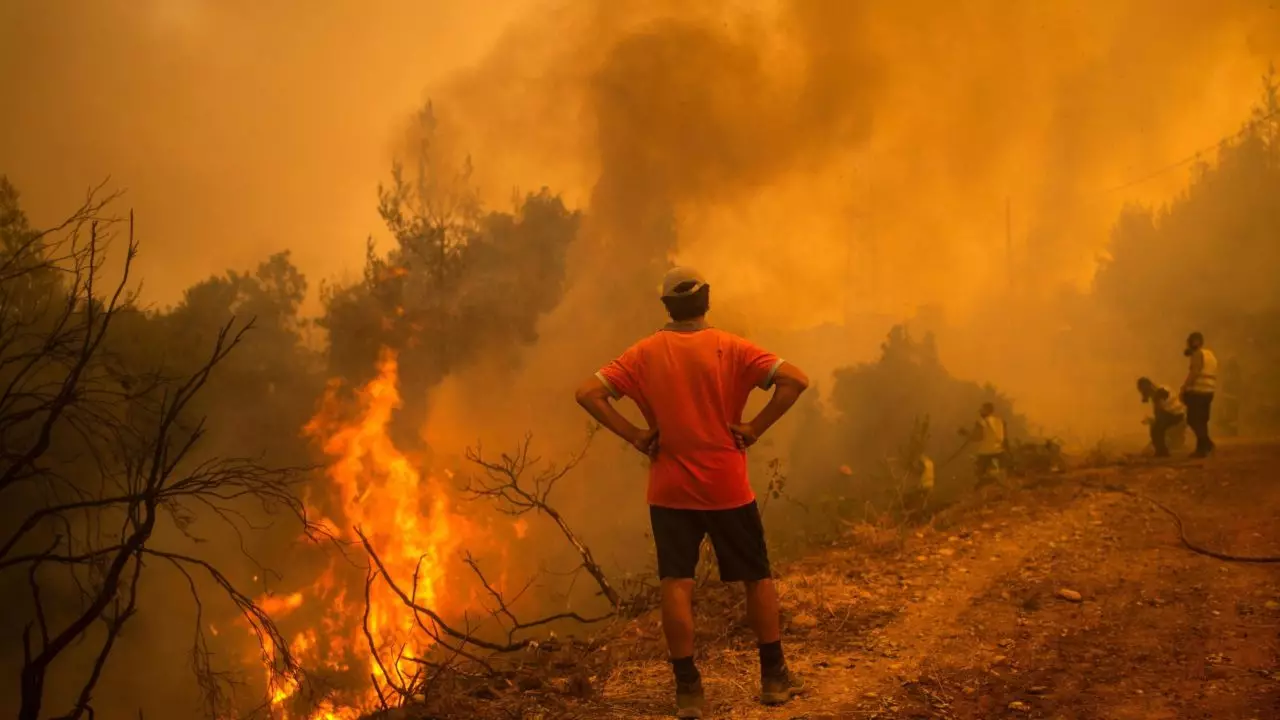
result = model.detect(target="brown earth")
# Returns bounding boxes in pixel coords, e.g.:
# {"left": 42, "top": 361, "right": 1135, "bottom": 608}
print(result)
{"left": 393, "top": 439, "right": 1280, "bottom": 719}
{"left": 580, "top": 439, "right": 1280, "bottom": 719}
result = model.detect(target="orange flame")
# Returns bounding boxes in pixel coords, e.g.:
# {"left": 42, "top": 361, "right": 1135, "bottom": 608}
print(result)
{"left": 260, "top": 349, "right": 475, "bottom": 718}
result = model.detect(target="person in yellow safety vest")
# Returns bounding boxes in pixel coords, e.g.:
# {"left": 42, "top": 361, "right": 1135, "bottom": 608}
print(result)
{"left": 915, "top": 454, "right": 936, "bottom": 492}
{"left": 969, "top": 402, "right": 1007, "bottom": 485}
{"left": 1137, "top": 376, "right": 1186, "bottom": 457}
{"left": 900, "top": 453, "right": 935, "bottom": 514}
{"left": 1180, "top": 331, "right": 1218, "bottom": 458}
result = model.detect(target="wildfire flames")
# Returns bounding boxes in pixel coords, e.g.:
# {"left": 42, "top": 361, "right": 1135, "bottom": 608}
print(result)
{"left": 257, "top": 349, "right": 476, "bottom": 718}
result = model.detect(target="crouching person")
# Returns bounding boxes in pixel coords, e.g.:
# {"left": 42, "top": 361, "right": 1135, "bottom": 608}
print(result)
{"left": 1137, "top": 376, "right": 1186, "bottom": 457}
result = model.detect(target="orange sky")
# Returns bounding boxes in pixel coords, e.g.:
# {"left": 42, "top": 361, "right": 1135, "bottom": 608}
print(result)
{"left": 2, "top": 0, "right": 1277, "bottom": 325}
{"left": 0, "top": 0, "right": 537, "bottom": 306}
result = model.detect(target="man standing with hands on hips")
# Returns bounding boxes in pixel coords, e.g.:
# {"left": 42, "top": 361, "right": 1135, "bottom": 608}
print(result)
{"left": 575, "top": 267, "right": 810, "bottom": 718}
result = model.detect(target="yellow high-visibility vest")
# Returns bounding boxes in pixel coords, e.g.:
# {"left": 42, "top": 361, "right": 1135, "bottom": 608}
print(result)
{"left": 1153, "top": 385, "right": 1185, "bottom": 416}
{"left": 1188, "top": 348, "right": 1218, "bottom": 394}
{"left": 975, "top": 415, "right": 1006, "bottom": 455}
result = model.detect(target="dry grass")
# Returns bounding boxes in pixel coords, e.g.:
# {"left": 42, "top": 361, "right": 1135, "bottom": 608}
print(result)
{"left": 380, "top": 444, "right": 1280, "bottom": 719}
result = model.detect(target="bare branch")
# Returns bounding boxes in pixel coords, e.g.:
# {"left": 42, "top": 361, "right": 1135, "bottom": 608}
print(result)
{"left": 59, "top": 549, "right": 143, "bottom": 720}
{"left": 461, "top": 552, "right": 613, "bottom": 633}
{"left": 1, "top": 214, "right": 138, "bottom": 497}
{"left": 462, "top": 429, "right": 621, "bottom": 607}
{"left": 358, "top": 525, "right": 612, "bottom": 671}
{"left": 2, "top": 195, "right": 311, "bottom": 719}
{"left": 362, "top": 568, "right": 407, "bottom": 704}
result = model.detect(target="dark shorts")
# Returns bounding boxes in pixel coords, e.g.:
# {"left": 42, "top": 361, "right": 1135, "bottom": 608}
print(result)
{"left": 649, "top": 501, "right": 771, "bottom": 582}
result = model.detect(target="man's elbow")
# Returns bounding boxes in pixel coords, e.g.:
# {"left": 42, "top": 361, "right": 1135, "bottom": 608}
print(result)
{"left": 775, "top": 363, "right": 810, "bottom": 393}
{"left": 575, "top": 378, "right": 608, "bottom": 407}
{"left": 793, "top": 368, "right": 811, "bottom": 391}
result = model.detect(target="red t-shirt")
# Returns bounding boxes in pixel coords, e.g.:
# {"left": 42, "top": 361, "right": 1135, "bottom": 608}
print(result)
{"left": 596, "top": 325, "right": 783, "bottom": 510}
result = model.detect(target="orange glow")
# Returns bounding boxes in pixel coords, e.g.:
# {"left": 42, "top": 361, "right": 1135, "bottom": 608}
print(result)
{"left": 257, "top": 349, "right": 476, "bottom": 718}
{"left": 260, "top": 593, "right": 305, "bottom": 616}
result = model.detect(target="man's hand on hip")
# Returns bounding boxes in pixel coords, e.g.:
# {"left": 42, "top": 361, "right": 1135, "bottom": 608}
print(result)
{"left": 628, "top": 427, "right": 660, "bottom": 458}
{"left": 729, "top": 423, "right": 759, "bottom": 449}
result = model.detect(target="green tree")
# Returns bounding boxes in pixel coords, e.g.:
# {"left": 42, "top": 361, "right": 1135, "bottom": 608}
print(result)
{"left": 153, "top": 251, "right": 320, "bottom": 464}
{"left": 320, "top": 103, "right": 579, "bottom": 418}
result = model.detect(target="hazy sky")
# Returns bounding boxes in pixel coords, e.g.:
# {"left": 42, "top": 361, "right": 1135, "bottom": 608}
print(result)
{"left": 0, "top": 0, "right": 536, "bottom": 306}
{"left": 2, "top": 0, "right": 1277, "bottom": 321}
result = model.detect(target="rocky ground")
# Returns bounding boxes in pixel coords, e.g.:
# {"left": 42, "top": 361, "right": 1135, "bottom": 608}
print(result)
{"left": 392, "top": 439, "right": 1280, "bottom": 719}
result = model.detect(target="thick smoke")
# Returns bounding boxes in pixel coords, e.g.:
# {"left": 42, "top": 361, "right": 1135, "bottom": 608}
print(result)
{"left": 413, "top": 1, "right": 1278, "bottom": 601}
{"left": 422, "top": 0, "right": 1278, "bottom": 449}
{"left": 422, "top": 1, "right": 882, "bottom": 447}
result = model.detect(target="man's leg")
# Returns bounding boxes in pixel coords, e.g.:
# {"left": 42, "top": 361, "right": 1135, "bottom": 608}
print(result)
{"left": 1186, "top": 393, "right": 1212, "bottom": 456}
{"left": 744, "top": 578, "right": 781, "bottom": 645}
{"left": 1202, "top": 393, "right": 1215, "bottom": 453}
{"left": 648, "top": 506, "right": 707, "bottom": 718}
{"left": 1185, "top": 394, "right": 1203, "bottom": 454}
{"left": 706, "top": 501, "right": 804, "bottom": 705}
{"left": 974, "top": 454, "right": 997, "bottom": 487}
{"left": 661, "top": 578, "right": 697, "bottom": 659}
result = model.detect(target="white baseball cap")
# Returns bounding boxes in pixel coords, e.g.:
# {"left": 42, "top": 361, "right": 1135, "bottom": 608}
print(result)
{"left": 660, "top": 266, "right": 707, "bottom": 299}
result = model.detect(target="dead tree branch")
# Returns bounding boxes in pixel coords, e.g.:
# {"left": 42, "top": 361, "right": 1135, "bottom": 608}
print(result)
{"left": 0, "top": 195, "right": 312, "bottom": 720}
{"left": 362, "top": 567, "right": 407, "bottom": 705}
{"left": 462, "top": 429, "right": 622, "bottom": 608}
{"left": 350, "top": 431, "right": 621, "bottom": 706}
{"left": 460, "top": 552, "right": 613, "bottom": 633}
{"left": 357, "top": 527, "right": 531, "bottom": 653}
{"left": 0, "top": 213, "right": 135, "bottom": 496}
{"left": 356, "top": 525, "right": 612, "bottom": 689}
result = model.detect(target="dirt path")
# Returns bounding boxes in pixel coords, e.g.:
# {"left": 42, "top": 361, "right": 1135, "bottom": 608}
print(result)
{"left": 588, "top": 440, "right": 1280, "bottom": 719}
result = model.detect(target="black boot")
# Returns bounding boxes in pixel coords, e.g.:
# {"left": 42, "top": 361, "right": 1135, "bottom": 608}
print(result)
{"left": 675, "top": 679, "right": 705, "bottom": 718}
{"left": 761, "top": 666, "right": 806, "bottom": 705}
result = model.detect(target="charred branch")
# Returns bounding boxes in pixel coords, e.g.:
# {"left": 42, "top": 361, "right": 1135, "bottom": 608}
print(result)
{"left": 1, "top": 194, "right": 312, "bottom": 720}
{"left": 461, "top": 552, "right": 613, "bottom": 634}
{"left": 462, "top": 429, "right": 622, "bottom": 608}
{"left": 362, "top": 567, "right": 408, "bottom": 705}
{"left": 356, "top": 526, "right": 613, "bottom": 681}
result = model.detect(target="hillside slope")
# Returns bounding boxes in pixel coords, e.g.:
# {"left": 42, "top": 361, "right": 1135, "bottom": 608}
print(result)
{"left": 388, "top": 440, "right": 1280, "bottom": 719}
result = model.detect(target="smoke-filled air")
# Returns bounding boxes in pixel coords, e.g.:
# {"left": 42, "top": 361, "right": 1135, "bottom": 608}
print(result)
{"left": 2, "top": 1, "right": 1278, "bottom": 718}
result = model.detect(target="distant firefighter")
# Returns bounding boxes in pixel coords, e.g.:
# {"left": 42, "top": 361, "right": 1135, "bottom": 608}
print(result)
{"left": 914, "top": 454, "right": 936, "bottom": 492}
{"left": 1180, "top": 331, "right": 1218, "bottom": 458}
{"left": 1137, "top": 376, "right": 1187, "bottom": 457}
{"left": 898, "top": 452, "right": 934, "bottom": 514}
{"left": 963, "top": 402, "right": 1007, "bottom": 487}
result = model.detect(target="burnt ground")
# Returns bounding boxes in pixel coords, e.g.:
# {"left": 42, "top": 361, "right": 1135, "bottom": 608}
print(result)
{"left": 393, "top": 439, "right": 1280, "bottom": 720}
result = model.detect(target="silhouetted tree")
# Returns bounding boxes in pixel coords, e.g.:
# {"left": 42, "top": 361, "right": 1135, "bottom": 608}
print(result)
{"left": 0, "top": 184, "right": 310, "bottom": 719}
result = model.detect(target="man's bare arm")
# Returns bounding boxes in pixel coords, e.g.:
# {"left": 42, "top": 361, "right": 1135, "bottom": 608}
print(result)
{"left": 731, "top": 362, "right": 809, "bottom": 447}
{"left": 574, "top": 377, "right": 657, "bottom": 455}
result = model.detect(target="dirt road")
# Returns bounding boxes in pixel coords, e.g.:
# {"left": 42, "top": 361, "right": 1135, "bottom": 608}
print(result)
{"left": 591, "top": 440, "right": 1280, "bottom": 719}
